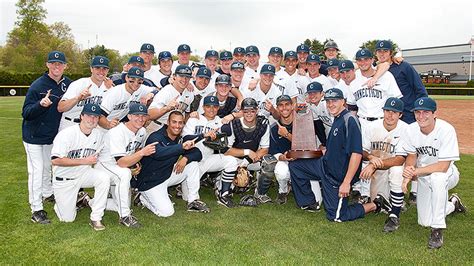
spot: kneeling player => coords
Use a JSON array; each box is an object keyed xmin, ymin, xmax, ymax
[
  {"xmin": 360, "ymin": 97, "xmax": 408, "ymax": 232},
  {"xmin": 402, "ymin": 97, "xmax": 466, "ymax": 249},
  {"xmin": 51, "ymin": 104, "xmax": 110, "ymax": 230}
]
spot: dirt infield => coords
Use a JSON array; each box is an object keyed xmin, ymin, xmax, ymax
[{"xmin": 436, "ymin": 100, "xmax": 474, "ymax": 154}]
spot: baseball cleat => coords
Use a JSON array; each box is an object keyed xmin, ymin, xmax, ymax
[
  {"xmin": 448, "ymin": 193, "xmax": 467, "ymax": 213},
  {"xmin": 119, "ymin": 215, "xmax": 141, "ymax": 228},
  {"xmin": 89, "ymin": 220, "xmax": 106, "ymax": 231},
  {"xmin": 300, "ymin": 202, "xmax": 320, "ymax": 212},
  {"xmin": 43, "ymin": 194, "xmax": 55, "ymax": 203},
  {"xmin": 408, "ymin": 192, "xmax": 417, "ymax": 206},
  {"xmin": 428, "ymin": 228, "xmax": 443, "ymax": 249},
  {"xmin": 357, "ymin": 195, "xmax": 371, "ymax": 204},
  {"xmin": 275, "ymin": 192, "xmax": 288, "ymax": 205},
  {"xmin": 76, "ymin": 191, "xmax": 91, "ymax": 210},
  {"xmin": 217, "ymin": 192, "xmax": 235, "ymax": 208},
  {"xmin": 254, "ymin": 192, "xmax": 272, "ymax": 204},
  {"xmin": 31, "ymin": 210, "xmax": 51, "ymax": 224},
  {"xmin": 374, "ymin": 194, "xmax": 392, "ymax": 214},
  {"xmin": 383, "ymin": 216, "xmax": 400, "ymax": 233},
  {"xmin": 187, "ymin": 200, "xmax": 211, "ymax": 213}
]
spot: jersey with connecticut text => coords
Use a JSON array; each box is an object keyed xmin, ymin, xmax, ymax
[{"xmin": 99, "ymin": 123, "xmax": 146, "ymax": 165}]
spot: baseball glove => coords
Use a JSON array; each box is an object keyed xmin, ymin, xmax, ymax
[
  {"xmin": 130, "ymin": 162, "xmax": 142, "ymax": 177},
  {"xmin": 203, "ymin": 133, "xmax": 228, "ymax": 153},
  {"xmin": 239, "ymin": 194, "xmax": 258, "ymax": 207},
  {"xmin": 233, "ymin": 166, "xmax": 250, "ymax": 188}
]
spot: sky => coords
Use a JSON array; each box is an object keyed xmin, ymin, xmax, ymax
[{"xmin": 1, "ymin": 0, "xmax": 473, "ymax": 60}]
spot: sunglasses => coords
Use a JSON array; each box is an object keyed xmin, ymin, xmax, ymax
[{"xmin": 128, "ymin": 79, "xmax": 144, "ymax": 85}]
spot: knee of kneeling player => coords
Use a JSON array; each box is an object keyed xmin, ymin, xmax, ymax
[{"xmin": 158, "ymin": 206, "xmax": 175, "ymax": 218}]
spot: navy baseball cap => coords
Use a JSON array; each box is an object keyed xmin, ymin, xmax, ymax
[
  {"xmin": 196, "ymin": 67, "xmax": 211, "ymax": 79},
  {"xmin": 233, "ymin": 47, "xmax": 245, "ymax": 55},
  {"xmin": 158, "ymin": 51, "xmax": 172, "ymax": 61},
  {"xmin": 220, "ymin": 51, "xmax": 233, "ymax": 60},
  {"xmin": 246, "ymin": 45, "xmax": 259, "ymax": 55},
  {"xmin": 47, "ymin": 51, "xmax": 66, "ymax": 63},
  {"xmin": 91, "ymin": 56, "xmax": 109, "ymax": 68},
  {"xmin": 177, "ymin": 44, "xmax": 191, "ymax": 53},
  {"xmin": 203, "ymin": 96, "xmax": 219, "ymax": 106},
  {"xmin": 296, "ymin": 44, "xmax": 310, "ymax": 53},
  {"xmin": 128, "ymin": 56, "xmax": 144, "ymax": 65},
  {"xmin": 129, "ymin": 103, "xmax": 148, "ymax": 115},
  {"xmin": 324, "ymin": 88, "xmax": 344, "ymax": 100},
  {"xmin": 269, "ymin": 47, "xmax": 283, "ymax": 56},
  {"xmin": 306, "ymin": 54, "xmax": 321, "ymax": 64},
  {"xmin": 140, "ymin": 43, "xmax": 155, "ymax": 53},
  {"xmin": 260, "ymin": 64, "xmax": 276, "ymax": 75},
  {"xmin": 284, "ymin": 51, "xmax": 297, "ymax": 60},
  {"xmin": 324, "ymin": 40, "xmax": 339, "ymax": 51},
  {"xmin": 307, "ymin": 81, "xmax": 323, "ymax": 93},
  {"xmin": 276, "ymin": 94, "xmax": 292, "ymax": 105},
  {"xmin": 231, "ymin": 61, "xmax": 245, "ymax": 70},
  {"xmin": 215, "ymin": 74, "xmax": 231, "ymax": 85},
  {"xmin": 355, "ymin": 48, "xmax": 373, "ymax": 60},
  {"xmin": 127, "ymin": 67, "xmax": 144, "ymax": 79},
  {"xmin": 241, "ymin": 97, "xmax": 258, "ymax": 110},
  {"xmin": 327, "ymin": 58, "xmax": 340, "ymax": 69},
  {"xmin": 338, "ymin": 60, "xmax": 355, "ymax": 72},
  {"xmin": 205, "ymin": 50, "xmax": 218, "ymax": 59},
  {"xmin": 383, "ymin": 97, "xmax": 404, "ymax": 113},
  {"xmin": 81, "ymin": 103, "xmax": 101, "ymax": 116},
  {"xmin": 375, "ymin": 40, "xmax": 392, "ymax": 51},
  {"xmin": 175, "ymin": 65, "xmax": 192, "ymax": 77},
  {"xmin": 411, "ymin": 97, "xmax": 437, "ymax": 112}
]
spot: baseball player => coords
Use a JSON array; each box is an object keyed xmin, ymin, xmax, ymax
[
  {"xmin": 375, "ymin": 40, "xmax": 428, "ymax": 205},
  {"xmin": 139, "ymin": 43, "xmax": 162, "ymax": 87},
  {"xmin": 154, "ymin": 51, "xmax": 173, "ymax": 89},
  {"xmin": 319, "ymin": 40, "xmax": 340, "ymax": 76},
  {"xmin": 148, "ymin": 65, "xmax": 195, "ymax": 129},
  {"xmin": 326, "ymin": 58, "xmax": 341, "ymax": 87},
  {"xmin": 97, "ymin": 103, "xmax": 156, "ymax": 228},
  {"xmin": 216, "ymin": 50, "xmax": 233, "ymax": 75},
  {"xmin": 190, "ymin": 67, "xmax": 213, "ymax": 112},
  {"xmin": 232, "ymin": 47, "xmax": 246, "ymax": 63},
  {"xmin": 274, "ymin": 51, "xmax": 300, "ymax": 97},
  {"xmin": 183, "ymin": 96, "xmax": 239, "ymax": 208},
  {"xmin": 230, "ymin": 61, "xmax": 250, "ymax": 90},
  {"xmin": 99, "ymin": 67, "xmax": 154, "ymax": 130},
  {"xmin": 360, "ymin": 97, "xmax": 408, "ymax": 232},
  {"xmin": 402, "ymin": 97, "xmax": 466, "ymax": 249},
  {"xmin": 305, "ymin": 81, "xmax": 333, "ymax": 137},
  {"xmin": 268, "ymin": 47, "xmax": 284, "ymax": 73},
  {"xmin": 135, "ymin": 110, "xmax": 204, "ymax": 216},
  {"xmin": 297, "ymin": 54, "xmax": 332, "ymax": 94},
  {"xmin": 243, "ymin": 45, "xmax": 262, "ymax": 80},
  {"xmin": 58, "ymin": 56, "xmax": 110, "ymax": 131},
  {"xmin": 22, "ymin": 51, "xmax": 72, "ymax": 224},
  {"xmin": 296, "ymin": 44, "xmax": 310, "ymax": 65},
  {"xmin": 172, "ymin": 44, "xmax": 195, "ymax": 72},
  {"xmin": 204, "ymin": 50, "xmax": 221, "ymax": 82},
  {"xmin": 51, "ymin": 103, "xmax": 110, "ymax": 230},
  {"xmin": 110, "ymin": 56, "xmax": 156, "ymax": 88},
  {"xmin": 289, "ymin": 88, "xmax": 390, "ymax": 218},
  {"xmin": 218, "ymin": 98, "xmax": 270, "ymax": 208}
]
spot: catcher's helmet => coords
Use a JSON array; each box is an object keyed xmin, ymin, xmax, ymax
[
  {"xmin": 324, "ymin": 40, "xmax": 339, "ymax": 51},
  {"xmin": 241, "ymin": 97, "xmax": 258, "ymax": 110}
]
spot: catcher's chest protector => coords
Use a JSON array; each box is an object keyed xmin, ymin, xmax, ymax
[{"xmin": 232, "ymin": 116, "xmax": 268, "ymax": 151}]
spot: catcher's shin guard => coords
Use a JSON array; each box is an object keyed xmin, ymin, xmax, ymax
[{"xmin": 256, "ymin": 171, "xmax": 273, "ymax": 195}]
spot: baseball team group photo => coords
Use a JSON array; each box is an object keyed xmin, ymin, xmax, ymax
[{"xmin": 1, "ymin": 0, "xmax": 473, "ymax": 264}]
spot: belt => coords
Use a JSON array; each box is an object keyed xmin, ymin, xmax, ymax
[
  {"xmin": 55, "ymin": 177, "xmax": 75, "ymax": 181},
  {"xmin": 65, "ymin": 117, "xmax": 80, "ymax": 123},
  {"xmin": 359, "ymin": 116, "xmax": 383, "ymax": 121}
]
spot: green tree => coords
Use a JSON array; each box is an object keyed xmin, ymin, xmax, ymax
[
  {"xmin": 14, "ymin": 0, "xmax": 48, "ymax": 43},
  {"xmin": 359, "ymin": 39, "xmax": 399, "ymax": 59},
  {"xmin": 85, "ymin": 45, "xmax": 123, "ymax": 73},
  {"xmin": 303, "ymin": 38, "xmax": 325, "ymax": 56}
]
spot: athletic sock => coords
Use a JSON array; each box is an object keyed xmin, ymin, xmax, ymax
[{"xmin": 390, "ymin": 190, "xmax": 404, "ymax": 217}]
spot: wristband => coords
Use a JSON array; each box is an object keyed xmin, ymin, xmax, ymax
[
  {"xmin": 231, "ymin": 113, "xmax": 235, "ymax": 119},
  {"xmin": 244, "ymin": 149, "xmax": 250, "ymax": 156}
]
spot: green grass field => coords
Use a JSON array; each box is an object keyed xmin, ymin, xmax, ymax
[{"xmin": 0, "ymin": 96, "xmax": 473, "ymax": 264}]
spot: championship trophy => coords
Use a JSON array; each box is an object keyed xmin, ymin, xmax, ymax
[{"xmin": 287, "ymin": 95, "xmax": 323, "ymax": 159}]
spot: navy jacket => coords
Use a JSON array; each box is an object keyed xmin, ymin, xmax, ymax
[
  {"xmin": 22, "ymin": 72, "xmax": 71, "ymax": 144},
  {"xmin": 136, "ymin": 126, "xmax": 202, "ymax": 191}
]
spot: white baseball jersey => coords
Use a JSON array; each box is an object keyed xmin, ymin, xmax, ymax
[
  {"xmin": 244, "ymin": 65, "xmax": 262, "ymax": 80},
  {"xmin": 59, "ymin": 77, "xmax": 108, "ymax": 130},
  {"xmin": 346, "ymin": 72, "xmax": 402, "ymax": 118},
  {"xmin": 98, "ymin": 123, "xmax": 147, "ymax": 165},
  {"xmin": 144, "ymin": 65, "xmax": 162, "ymax": 87},
  {"xmin": 335, "ymin": 79, "xmax": 350, "ymax": 99},
  {"xmin": 404, "ymin": 119, "xmax": 460, "ymax": 168},
  {"xmin": 149, "ymin": 84, "xmax": 195, "ymax": 125},
  {"xmin": 297, "ymin": 74, "xmax": 332, "ymax": 94},
  {"xmin": 362, "ymin": 119, "xmax": 408, "ymax": 158},
  {"xmin": 153, "ymin": 70, "xmax": 170, "ymax": 89},
  {"xmin": 308, "ymin": 100, "xmax": 333, "ymax": 134},
  {"xmin": 183, "ymin": 114, "xmax": 223, "ymax": 157},
  {"xmin": 171, "ymin": 60, "xmax": 196, "ymax": 72},
  {"xmin": 274, "ymin": 70, "xmax": 300, "ymax": 96},
  {"xmin": 328, "ymin": 76, "xmax": 339, "ymax": 87},
  {"xmin": 51, "ymin": 125, "xmax": 104, "ymax": 178},
  {"xmin": 100, "ymin": 83, "xmax": 153, "ymax": 122},
  {"xmin": 241, "ymin": 83, "xmax": 295, "ymax": 119}
]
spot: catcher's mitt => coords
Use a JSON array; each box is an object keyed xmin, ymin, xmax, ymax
[
  {"xmin": 130, "ymin": 162, "xmax": 142, "ymax": 177},
  {"xmin": 239, "ymin": 194, "xmax": 258, "ymax": 207},
  {"xmin": 203, "ymin": 133, "xmax": 228, "ymax": 153},
  {"xmin": 233, "ymin": 166, "xmax": 250, "ymax": 188}
]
